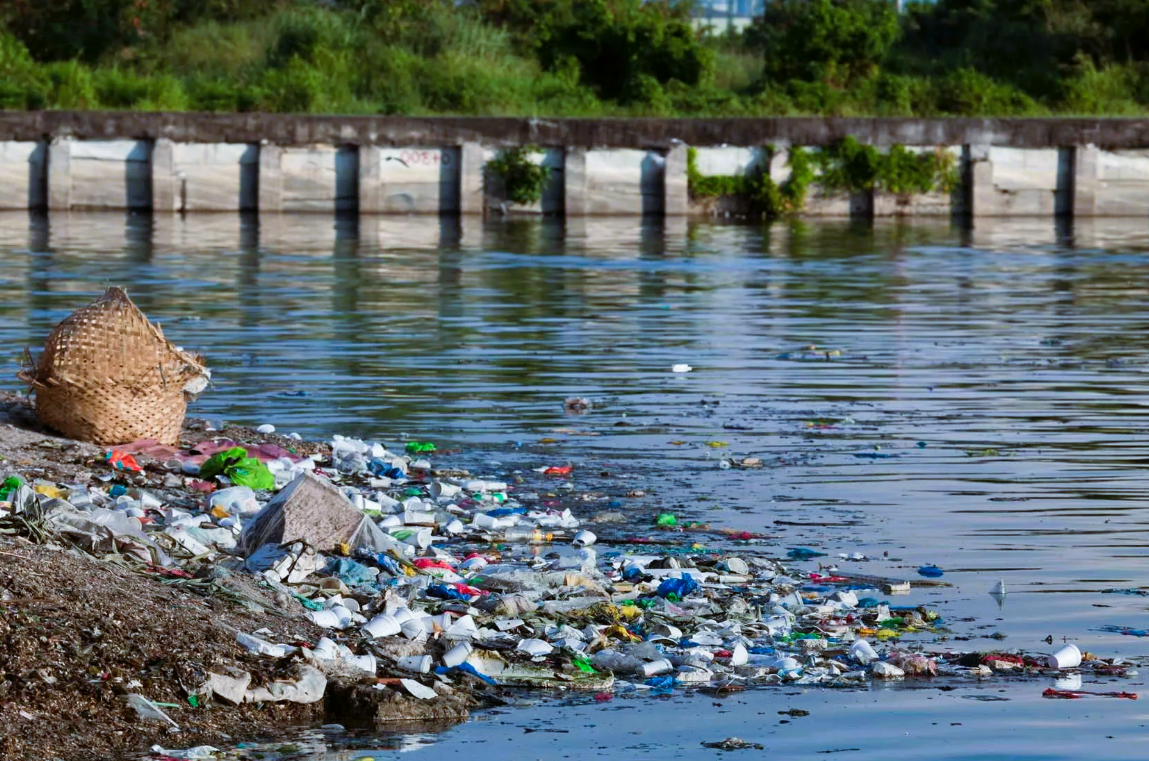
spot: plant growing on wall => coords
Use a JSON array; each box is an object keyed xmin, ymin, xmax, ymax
[
  {"xmin": 487, "ymin": 145, "xmax": 551, "ymax": 206},
  {"xmin": 686, "ymin": 145, "xmax": 812, "ymax": 219},
  {"xmin": 813, "ymin": 137, "xmax": 958, "ymax": 196}
]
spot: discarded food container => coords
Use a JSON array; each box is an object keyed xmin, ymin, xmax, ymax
[
  {"xmin": 572, "ymin": 529, "xmax": 597, "ymax": 547},
  {"xmin": 17, "ymin": 286, "xmax": 210, "ymax": 445},
  {"xmin": 640, "ymin": 658, "xmax": 675, "ymax": 677},
  {"xmin": 430, "ymin": 482, "xmax": 462, "ymax": 501},
  {"xmin": 362, "ymin": 614, "xmax": 401, "ymax": 638},
  {"xmin": 442, "ymin": 642, "xmax": 473, "ymax": 668},
  {"xmin": 1047, "ymin": 644, "xmax": 1082, "ymax": 670},
  {"xmin": 398, "ymin": 655, "xmax": 433, "ymax": 673}
]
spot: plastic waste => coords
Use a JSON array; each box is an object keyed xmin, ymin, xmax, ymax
[
  {"xmin": 125, "ymin": 694, "xmax": 180, "ymax": 727},
  {"xmin": 656, "ymin": 573, "xmax": 699, "ymax": 601}
]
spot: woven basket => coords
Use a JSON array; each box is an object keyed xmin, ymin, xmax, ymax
[{"xmin": 18, "ymin": 287, "xmax": 209, "ymax": 446}]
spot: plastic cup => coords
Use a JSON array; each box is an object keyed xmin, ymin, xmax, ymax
[
  {"xmin": 442, "ymin": 642, "xmax": 473, "ymax": 668},
  {"xmin": 362, "ymin": 614, "xmax": 401, "ymax": 638},
  {"xmin": 401, "ymin": 619, "xmax": 429, "ymax": 640},
  {"xmin": 640, "ymin": 659, "xmax": 674, "ymax": 677},
  {"xmin": 345, "ymin": 653, "xmax": 377, "ymax": 674},
  {"xmin": 472, "ymin": 513, "xmax": 502, "ymax": 529},
  {"xmin": 430, "ymin": 482, "xmax": 462, "ymax": 500},
  {"xmin": 307, "ymin": 609, "xmax": 342, "ymax": 629},
  {"xmin": 398, "ymin": 655, "xmax": 433, "ymax": 673},
  {"xmin": 1046, "ymin": 644, "xmax": 1082, "ymax": 669},
  {"xmin": 572, "ymin": 530, "xmax": 597, "ymax": 547}
]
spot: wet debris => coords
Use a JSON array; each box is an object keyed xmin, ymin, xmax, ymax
[{"xmin": 702, "ymin": 737, "xmax": 765, "ymax": 750}]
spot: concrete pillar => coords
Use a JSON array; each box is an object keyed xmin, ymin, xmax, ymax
[
  {"xmin": 1073, "ymin": 143, "xmax": 1098, "ymax": 218},
  {"xmin": 664, "ymin": 144, "xmax": 689, "ymax": 216},
  {"xmin": 968, "ymin": 144, "xmax": 996, "ymax": 218},
  {"xmin": 459, "ymin": 142, "xmax": 484, "ymax": 215},
  {"xmin": 152, "ymin": 138, "xmax": 179, "ymax": 213},
  {"xmin": 258, "ymin": 143, "xmax": 282, "ymax": 213},
  {"xmin": 48, "ymin": 136, "xmax": 71, "ymax": 211},
  {"xmin": 359, "ymin": 145, "xmax": 381, "ymax": 214},
  {"xmin": 564, "ymin": 147, "xmax": 588, "ymax": 217}
]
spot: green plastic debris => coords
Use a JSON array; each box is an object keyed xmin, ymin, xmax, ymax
[
  {"xmin": 187, "ymin": 695, "xmax": 199, "ymax": 708},
  {"xmin": 0, "ymin": 475, "xmax": 23, "ymax": 501},
  {"xmin": 572, "ymin": 656, "xmax": 597, "ymax": 674},
  {"xmin": 294, "ymin": 594, "xmax": 323, "ymax": 611},
  {"xmin": 199, "ymin": 447, "xmax": 275, "ymax": 490},
  {"xmin": 405, "ymin": 442, "xmax": 436, "ymax": 454},
  {"xmin": 656, "ymin": 513, "xmax": 677, "ymax": 526}
]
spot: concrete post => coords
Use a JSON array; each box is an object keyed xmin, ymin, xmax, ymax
[
  {"xmin": 664, "ymin": 144, "xmax": 689, "ymax": 216},
  {"xmin": 358, "ymin": 146, "xmax": 380, "ymax": 214},
  {"xmin": 152, "ymin": 138, "xmax": 179, "ymax": 213},
  {"xmin": 564, "ymin": 147, "xmax": 588, "ymax": 217},
  {"xmin": 258, "ymin": 142, "xmax": 282, "ymax": 213},
  {"xmin": 47, "ymin": 136, "xmax": 71, "ymax": 211},
  {"xmin": 1074, "ymin": 143, "xmax": 1098, "ymax": 218},
  {"xmin": 459, "ymin": 142, "xmax": 484, "ymax": 215},
  {"xmin": 968, "ymin": 144, "xmax": 996, "ymax": 218}
]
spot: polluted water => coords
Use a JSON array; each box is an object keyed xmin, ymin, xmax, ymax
[{"xmin": 1, "ymin": 216, "xmax": 1149, "ymax": 761}]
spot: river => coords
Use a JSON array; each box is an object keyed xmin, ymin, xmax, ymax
[{"xmin": 1, "ymin": 212, "xmax": 1148, "ymax": 759}]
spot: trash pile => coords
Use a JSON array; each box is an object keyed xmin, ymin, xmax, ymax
[{"xmin": 1, "ymin": 427, "xmax": 1140, "ymax": 728}]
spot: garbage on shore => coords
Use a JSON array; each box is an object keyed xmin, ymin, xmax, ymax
[{"xmin": 0, "ymin": 422, "xmax": 1137, "ymax": 732}]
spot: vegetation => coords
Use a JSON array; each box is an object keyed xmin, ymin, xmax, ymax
[
  {"xmin": 5, "ymin": 0, "xmax": 1149, "ymax": 116},
  {"xmin": 687, "ymin": 145, "xmax": 812, "ymax": 219},
  {"xmin": 487, "ymin": 145, "xmax": 552, "ymax": 205}
]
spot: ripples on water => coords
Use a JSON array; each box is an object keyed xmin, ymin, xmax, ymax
[{"xmin": 4, "ymin": 212, "xmax": 1149, "ymax": 760}]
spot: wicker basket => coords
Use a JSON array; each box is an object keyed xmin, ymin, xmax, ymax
[{"xmin": 17, "ymin": 286, "xmax": 209, "ymax": 446}]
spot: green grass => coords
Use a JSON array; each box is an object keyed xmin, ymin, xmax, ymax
[{"xmin": 6, "ymin": 2, "xmax": 1149, "ymax": 117}]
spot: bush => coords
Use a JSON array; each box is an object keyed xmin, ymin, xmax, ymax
[
  {"xmin": 750, "ymin": 0, "xmax": 900, "ymax": 88},
  {"xmin": 535, "ymin": 0, "xmax": 713, "ymax": 104},
  {"xmin": 933, "ymin": 67, "xmax": 1041, "ymax": 115},
  {"xmin": 487, "ymin": 146, "xmax": 551, "ymax": 205}
]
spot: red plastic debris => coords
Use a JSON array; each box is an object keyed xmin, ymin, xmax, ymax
[
  {"xmin": 1043, "ymin": 688, "xmax": 1138, "ymax": 700},
  {"xmin": 105, "ymin": 450, "xmax": 142, "ymax": 472},
  {"xmin": 414, "ymin": 559, "xmax": 456, "ymax": 572},
  {"xmin": 543, "ymin": 465, "xmax": 573, "ymax": 476}
]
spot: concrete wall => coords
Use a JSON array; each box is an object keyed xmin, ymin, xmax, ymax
[
  {"xmin": 361, "ymin": 146, "xmax": 462, "ymax": 214},
  {"xmin": 12, "ymin": 115, "xmax": 1149, "ymax": 217},
  {"xmin": 49, "ymin": 138, "xmax": 151, "ymax": 211},
  {"xmin": 0, "ymin": 141, "xmax": 46, "ymax": 210},
  {"xmin": 11, "ymin": 113, "xmax": 1149, "ymax": 150},
  {"xmin": 566, "ymin": 149, "xmax": 665, "ymax": 216}
]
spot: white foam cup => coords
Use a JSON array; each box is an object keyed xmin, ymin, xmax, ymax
[
  {"xmin": 398, "ymin": 655, "xmax": 433, "ymax": 674},
  {"xmin": 442, "ymin": 642, "xmax": 473, "ymax": 668},
  {"xmin": 572, "ymin": 530, "xmax": 597, "ymax": 547},
  {"xmin": 1047, "ymin": 644, "xmax": 1082, "ymax": 670},
  {"xmin": 640, "ymin": 658, "xmax": 674, "ymax": 677},
  {"xmin": 362, "ymin": 614, "xmax": 401, "ymax": 638},
  {"xmin": 430, "ymin": 482, "xmax": 462, "ymax": 500},
  {"xmin": 307, "ymin": 609, "xmax": 342, "ymax": 629}
]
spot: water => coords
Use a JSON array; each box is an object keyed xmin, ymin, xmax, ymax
[{"xmin": 4, "ymin": 212, "xmax": 1149, "ymax": 759}]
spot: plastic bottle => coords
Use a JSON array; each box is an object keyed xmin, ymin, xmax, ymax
[{"xmin": 503, "ymin": 527, "xmax": 553, "ymax": 543}]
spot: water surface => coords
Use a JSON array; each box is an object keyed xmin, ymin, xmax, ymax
[{"xmin": 3, "ymin": 212, "xmax": 1149, "ymax": 759}]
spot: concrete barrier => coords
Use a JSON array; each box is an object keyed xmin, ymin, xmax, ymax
[{"xmin": 9, "ymin": 114, "xmax": 1149, "ymax": 218}]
